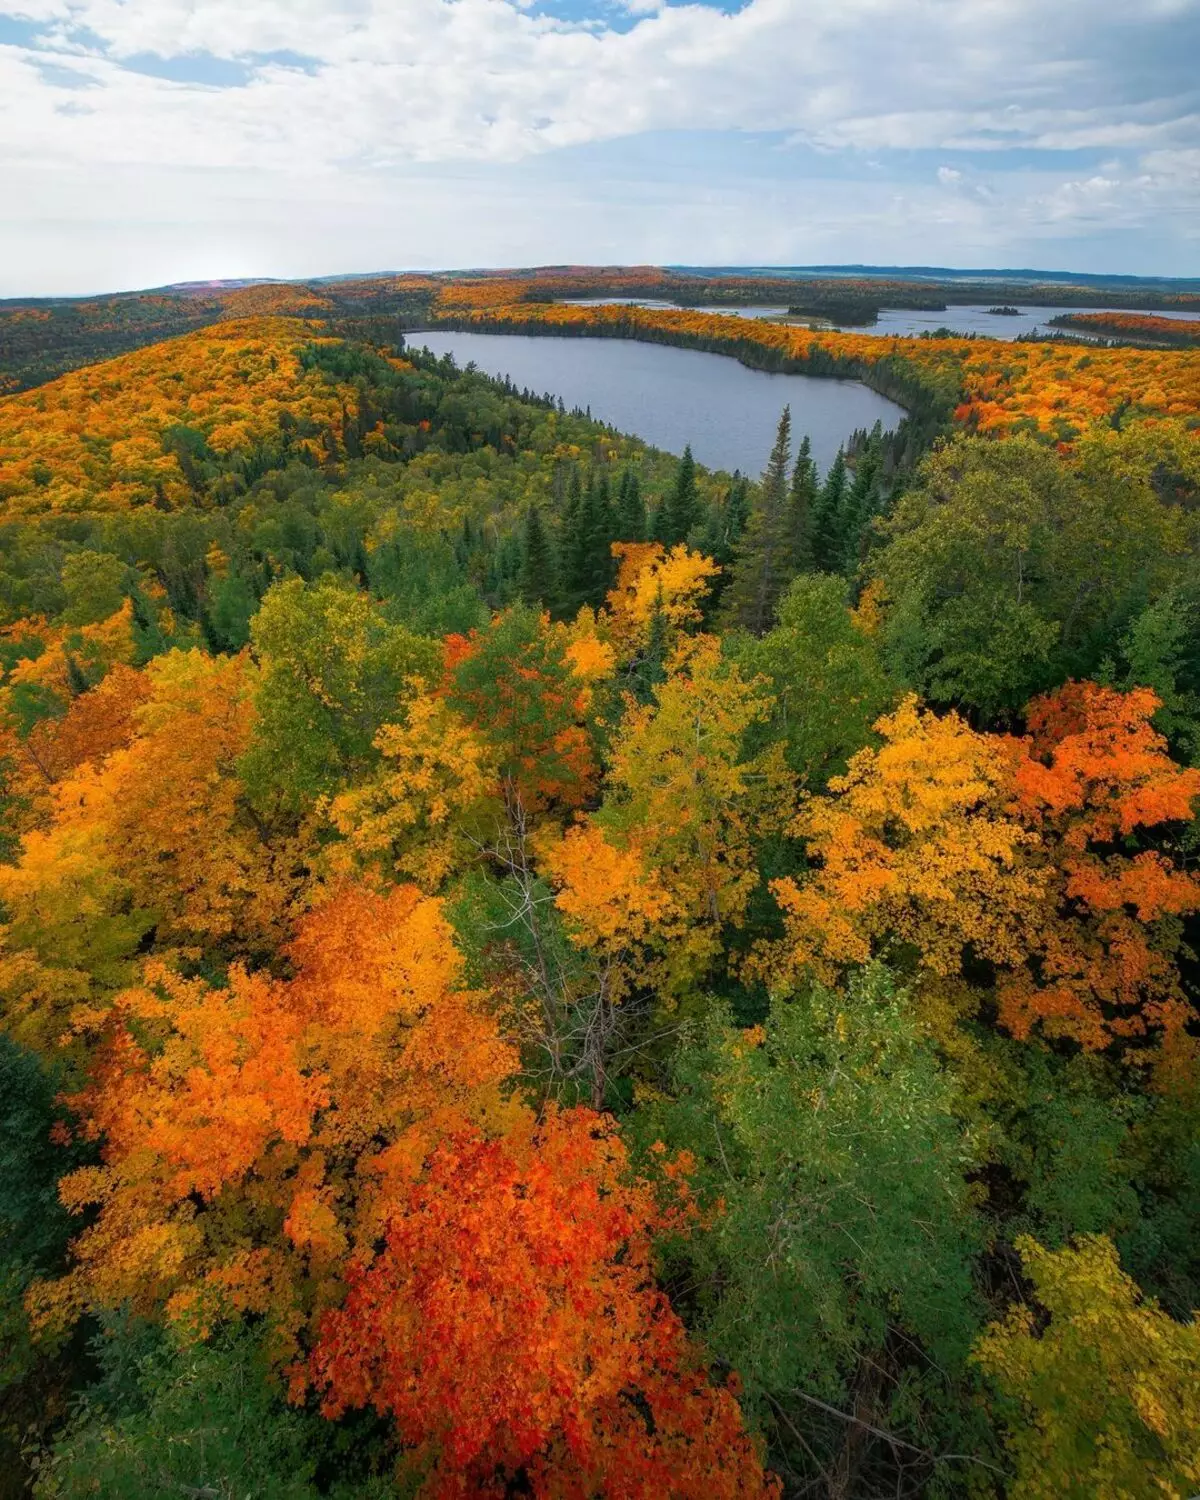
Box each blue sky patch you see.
[0,14,45,47]
[35,60,101,90]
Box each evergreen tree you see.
[787,435,818,574]
[810,448,848,572]
[838,436,883,573]
[616,468,646,542]
[585,468,617,598]
[518,504,557,606]
[564,474,598,607]
[563,465,583,533]
[724,474,750,549]
[661,445,699,546]
[721,406,795,635]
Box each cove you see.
[410,330,906,477]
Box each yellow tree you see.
[974,1235,1200,1499]
[768,694,1043,988]
[0,650,316,1053]
[603,542,721,662]
[325,686,499,892]
[548,638,793,998]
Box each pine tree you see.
[616,468,646,542]
[721,406,794,635]
[585,468,617,599]
[564,475,599,608]
[810,448,848,572]
[724,475,750,549]
[662,445,699,546]
[563,465,583,533]
[838,436,883,573]
[519,504,557,606]
[787,434,818,574]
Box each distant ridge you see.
[669,264,1200,291]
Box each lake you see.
[564,297,1200,341]
[409,330,905,477]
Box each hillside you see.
[1,287,1200,1500]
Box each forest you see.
[1,279,1200,1500]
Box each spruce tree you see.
[616,468,646,542]
[563,465,583,533]
[839,437,883,573]
[787,434,818,574]
[810,448,848,572]
[518,504,557,606]
[721,406,794,634]
[584,468,617,598]
[662,445,699,546]
[564,474,598,607]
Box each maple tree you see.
[312,1107,778,1499]
[770,684,1200,1052]
[29,883,518,1356]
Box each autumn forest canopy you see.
[2,266,1200,1500]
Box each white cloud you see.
[0,0,1197,289]
[0,0,1195,167]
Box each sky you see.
[1,0,1198,297]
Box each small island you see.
[986,305,1022,316]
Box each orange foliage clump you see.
[31,883,517,1354]
[998,683,1200,1047]
[772,686,1200,1052]
[32,877,775,1496]
[1052,311,1200,347]
[311,1106,778,1500]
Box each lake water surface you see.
[411,330,905,476]
[564,297,1200,341]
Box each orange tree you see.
[28,880,776,1497]
[769,684,1200,1054]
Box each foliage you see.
[975,1235,1200,1499]
[312,1107,778,1499]
[3,279,1200,1497]
[770,685,1200,1052]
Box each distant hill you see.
[671,264,1200,292]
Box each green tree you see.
[722,407,794,634]
[34,1324,393,1500]
[518,504,557,606]
[59,551,129,627]
[661,445,699,546]
[809,448,848,572]
[615,467,646,542]
[875,426,1199,721]
[787,434,817,574]
[837,431,883,572]
[641,966,987,1486]
[727,573,898,786]
[240,577,438,818]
